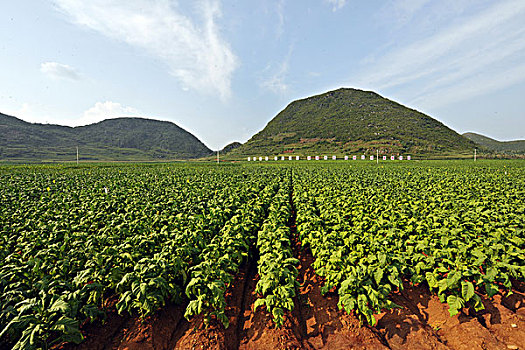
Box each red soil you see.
[56,236,525,350]
[291,235,389,350]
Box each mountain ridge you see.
[0,113,212,161]
[463,132,525,155]
[230,88,476,158]
[4,88,521,162]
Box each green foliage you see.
[253,177,299,328]
[1,159,524,348]
[463,132,525,155]
[294,160,525,324]
[0,163,280,347]
[219,142,242,154]
[231,88,476,158]
[0,113,212,161]
[183,179,280,327]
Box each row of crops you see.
[1,161,524,349]
[294,163,525,325]
[0,164,290,349]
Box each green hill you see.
[0,113,212,161]
[230,88,476,158]
[463,132,525,155]
[219,141,242,154]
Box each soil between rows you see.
[57,252,525,350]
[56,205,525,349]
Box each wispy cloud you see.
[355,0,525,108]
[40,62,81,80]
[325,0,347,12]
[261,61,289,95]
[3,103,42,124]
[260,47,292,95]
[411,62,525,110]
[378,0,432,27]
[54,0,238,100]
[3,101,144,126]
[80,101,142,125]
[276,0,285,38]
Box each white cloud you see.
[3,103,43,124]
[276,0,285,38]
[54,0,238,99]
[377,0,478,31]
[355,0,525,108]
[325,0,347,12]
[40,62,81,80]
[411,62,525,110]
[261,63,289,95]
[379,0,432,25]
[409,27,525,105]
[3,101,145,127]
[79,101,142,125]
[260,47,292,95]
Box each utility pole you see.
[376,149,379,164]
[76,146,79,165]
[474,148,477,162]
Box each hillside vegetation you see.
[230,88,476,158]
[463,132,525,155]
[219,141,242,154]
[0,113,212,161]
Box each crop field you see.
[1,160,524,350]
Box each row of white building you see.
[247,155,411,161]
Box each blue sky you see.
[1,0,524,150]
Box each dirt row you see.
[57,211,525,350]
[60,249,525,350]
